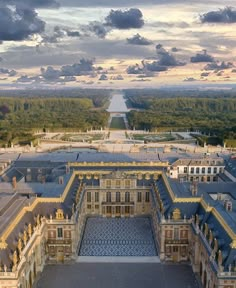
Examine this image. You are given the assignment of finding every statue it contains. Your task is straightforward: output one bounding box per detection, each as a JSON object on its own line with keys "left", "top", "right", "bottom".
{"left": 36, "top": 214, "right": 41, "bottom": 227}
{"left": 12, "top": 250, "right": 18, "bottom": 268}
{"left": 23, "top": 230, "right": 28, "bottom": 246}
{"left": 17, "top": 238, "right": 23, "bottom": 252}
{"left": 28, "top": 223, "right": 32, "bottom": 238}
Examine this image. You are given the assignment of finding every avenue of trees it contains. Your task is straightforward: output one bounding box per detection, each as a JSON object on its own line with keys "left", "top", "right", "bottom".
{"left": 0, "top": 96, "right": 109, "bottom": 146}
{"left": 126, "top": 92, "right": 236, "bottom": 146}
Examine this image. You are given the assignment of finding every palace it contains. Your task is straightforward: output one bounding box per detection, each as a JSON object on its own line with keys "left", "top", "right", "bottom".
{"left": 0, "top": 151, "right": 236, "bottom": 288}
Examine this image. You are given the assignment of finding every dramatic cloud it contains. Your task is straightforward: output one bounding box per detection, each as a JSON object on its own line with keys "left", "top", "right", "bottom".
{"left": 200, "top": 7, "right": 236, "bottom": 23}
{"left": 126, "top": 64, "right": 144, "bottom": 74}
{"left": 143, "top": 61, "right": 167, "bottom": 72}
{"left": 190, "top": 50, "right": 214, "bottom": 63}
{"left": 0, "top": 68, "right": 17, "bottom": 77}
{"left": 156, "top": 44, "right": 184, "bottom": 67}
{"left": 204, "top": 61, "right": 234, "bottom": 71}
{"left": 99, "top": 74, "right": 108, "bottom": 80}
{"left": 40, "top": 59, "right": 95, "bottom": 81}
{"left": 0, "top": 6, "right": 45, "bottom": 41}
{"left": 84, "top": 21, "right": 109, "bottom": 38}
{"left": 126, "top": 34, "right": 152, "bottom": 45}
{"left": 2, "top": 0, "right": 59, "bottom": 8}
{"left": 105, "top": 8, "right": 144, "bottom": 29}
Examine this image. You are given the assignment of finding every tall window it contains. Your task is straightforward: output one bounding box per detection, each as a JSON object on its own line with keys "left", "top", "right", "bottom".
{"left": 125, "top": 180, "right": 130, "bottom": 188}
{"left": 213, "top": 167, "right": 217, "bottom": 173}
{"left": 184, "top": 167, "right": 187, "bottom": 173}
{"left": 174, "top": 228, "right": 179, "bottom": 240}
{"left": 106, "top": 180, "right": 111, "bottom": 188}
{"left": 202, "top": 167, "right": 205, "bottom": 174}
{"left": 145, "top": 192, "right": 150, "bottom": 202}
{"left": 106, "top": 192, "right": 111, "bottom": 203}
{"left": 208, "top": 167, "right": 211, "bottom": 174}
{"left": 95, "top": 192, "right": 99, "bottom": 202}
{"left": 190, "top": 167, "right": 194, "bottom": 174}
{"left": 116, "top": 192, "right": 120, "bottom": 202}
{"left": 57, "top": 228, "right": 63, "bottom": 238}
{"left": 196, "top": 167, "right": 200, "bottom": 174}
{"left": 87, "top": 192, "right": 91, "bottom": 202}
{"left": 137, "top": 191, "right": 142, "bottom": 202}
{"left": 125, "top": 192, "right": 130, "bottom": 202}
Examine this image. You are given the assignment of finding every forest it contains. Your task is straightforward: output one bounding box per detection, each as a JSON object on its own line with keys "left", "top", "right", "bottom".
{"left": 126, "top": 91, "right": 236, "bottom": 147}
{"left": 0, "top": 96, "right": 109, "bottom": 146}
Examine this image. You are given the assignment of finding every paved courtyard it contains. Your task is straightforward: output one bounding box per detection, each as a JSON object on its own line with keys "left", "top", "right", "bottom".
{"left": 79, "top": 217, "right": 157, "bottom": 256}
{"left": 36, "top": 263, "right": 199, "bottom": 288}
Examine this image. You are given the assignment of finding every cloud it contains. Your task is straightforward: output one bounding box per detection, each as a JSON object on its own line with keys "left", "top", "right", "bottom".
{"left": 155, "top": 44, "right": 185, "bottom": 67}
{"left": 99, "top": 74, "right": 108, "bottom": 80}
{"left": 126, "top": 34, "right": 152, "bottom": 45}
{"left": 190, "top": 50, "right": 214, "bottom": 63}
{"left": 201, "top": 72, "right": 210, "bottom": 77}
{"left": 171, "top": 47, "right": 179, "bottom": 52}
{"left": 40, "top": 59, "right": 95, "bottom": 81}
{"left": 83, "top": 21, "right": 109, "bottom": 38}
{"left": 232, "top": 69, "right": 236, "bottom": 73}
{"left": 200, "top": 7, "right": 236, "bottom": 23}
{"left": 0, "top": 5, "right": 45, "bottom": 41}
{"left": 204, "top": 61, "right": 234, "bottom": 71}
{"left": 0, "top": 68, "right": 17, "bottom": 77}
{"left": 111, "top": 74, "right": 124, "bottom": 80}
{"left": 143, "top": 61, "right": 167, "bottom": 72}
{"left": 131, "top": 78, "right": 151, "bottom": 82}
{"left": 105, "top": 8, "right": 144, "bottom": 29}
{"left": 66, "top": 30, "right": 80, "bottom": 37}
{"left": 0, "top": 57, "right": 3, "bottom": 62}
{"left": 3, "top": 0, "right": 59, "bottom": 8}
{"left": 126, "top": 64, "right": 144, "bottom": 74}
{"left": 16, "top": 75, "right": 41, "bottom": 83}
{"left": 183, "top": 77, "right": 197, "bottom": 82}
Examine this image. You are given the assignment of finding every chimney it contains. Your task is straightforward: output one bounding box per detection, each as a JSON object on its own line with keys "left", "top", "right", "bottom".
{"left": 191, "top": 181, "right": 198, "bottom": 196}
{"left": 12, "top": 176, "right": 17, "bottom": 190}
{"left": 58, "top": 176, "right": 64, "bottom": 185}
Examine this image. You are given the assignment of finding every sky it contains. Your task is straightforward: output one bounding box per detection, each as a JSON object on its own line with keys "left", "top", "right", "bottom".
{"left": 0, "top": 0, "right": 236, "bottom": 88}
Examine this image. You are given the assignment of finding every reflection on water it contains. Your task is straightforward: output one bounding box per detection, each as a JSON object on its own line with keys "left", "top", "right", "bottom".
{"left": 107, "top": 91, "right": 129, "bottom": 113}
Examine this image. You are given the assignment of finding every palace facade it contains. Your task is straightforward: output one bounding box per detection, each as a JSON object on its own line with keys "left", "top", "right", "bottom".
{"left": 0, "top": 156, "right": 236, "bottom": 288}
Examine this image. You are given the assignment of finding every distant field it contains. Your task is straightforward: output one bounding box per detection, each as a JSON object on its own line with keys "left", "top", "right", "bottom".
{"left": 110, "top": 117, "right": 126, "bottom": 130}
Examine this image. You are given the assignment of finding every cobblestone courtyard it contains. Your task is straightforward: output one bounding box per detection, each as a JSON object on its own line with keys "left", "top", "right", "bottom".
{"left": 36, "top": 263, "right": 198, "bottom": 288}
{"left": 79, "top": 217, "right": 157, "bottom": 256}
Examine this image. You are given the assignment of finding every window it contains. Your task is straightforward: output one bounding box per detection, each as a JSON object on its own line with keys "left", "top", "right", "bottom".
{"left": 125, "top": 192, "right": 130, "bottom": 202}
{"left": 202, "top": 167, "right": 205, "bottom": 174}
{"left": 137, "top": 192, "right": 142, "bottom": 202}
{"left": 106, "top": 180, "right": 111, "bottom": 188}
{"left": 87, "top": 204, "right": 91, "bottom": 209}
{"left": 208, "top": 167, "right": 211, "bottom": 174}
{"left": 174, "top": 228, "right": 179, "bottom": 240}
{"left": 125, "top": 180, "right": 130, "bottom": 188}
{"left": 57, "top": 228, "right": 63, "bottom": 238}
{"left": 116, "top": 192, "right": 120, "bottom": 202}
{"left": 125, "top": 206, "right": 130, "bottom": 214}
{"left": 95, "top": 204, "right": 99, "bottom": 209}
{"left": 213, "top": 167, "right": 217, "bottom": 173}
{"left": 196, "top": 167, "right": 200, "bottom": 174}
{"left": 115, "top": 180, "right": 120, "bottom": 188}
{"left": 190, "top": 167, "right": 194, "bottom": 174}
{"left": 106, "top": 206, "right": 112, "bottom": 214}
{"left": 184, "top": 167, "right": 187, "bottom": 173}
{"left": 95, "top": 192, "right": 99, "bottom": 202}
{"left": 145, "top": 192, "right": 150, "bottom": 202}
{"left": 106, "top": 192, "right": 111, "bottom": 203}
{"left": 207, "top": 176, "right": 210, "bottom": 182}
{"left": 87, "top": 192, "right": 91, "bottom": 202}
{"left": 116, "top": 206, "right": 121, "bottom": 214}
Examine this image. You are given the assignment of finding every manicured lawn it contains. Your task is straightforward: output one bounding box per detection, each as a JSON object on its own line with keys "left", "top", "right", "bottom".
{"left": 110, "top": 117, "right": 126, "bottom": 130}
